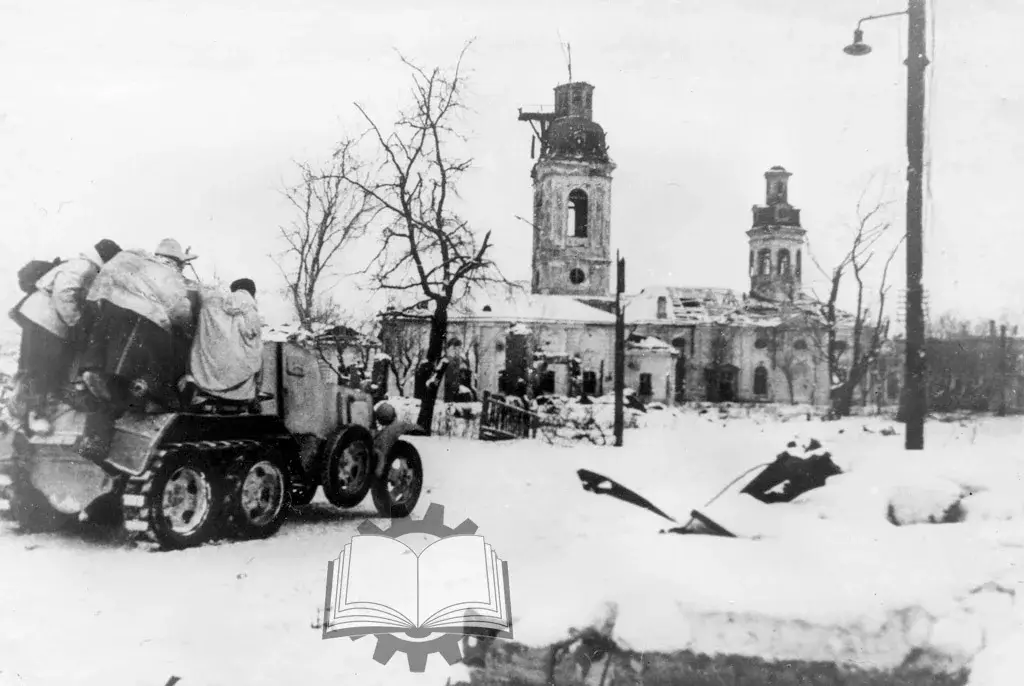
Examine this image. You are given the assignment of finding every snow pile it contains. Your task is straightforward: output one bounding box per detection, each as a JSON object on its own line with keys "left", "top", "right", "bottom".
{"left": 409, "top": 414, "right": 1024, "bottom": 679}
{"left": 969, "top": 628, "right": 1024, "bottom": 686}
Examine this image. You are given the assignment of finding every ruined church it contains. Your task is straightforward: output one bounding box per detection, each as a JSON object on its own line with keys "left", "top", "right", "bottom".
{"left": 380, "top": 78, "right": 867, "bottom": 406}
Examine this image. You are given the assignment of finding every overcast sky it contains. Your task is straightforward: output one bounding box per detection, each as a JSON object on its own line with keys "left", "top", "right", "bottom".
{"left": 2, "top": 0, "right": 1022, "bottom": 335}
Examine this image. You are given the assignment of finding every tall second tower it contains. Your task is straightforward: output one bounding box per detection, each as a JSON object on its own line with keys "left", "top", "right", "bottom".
{"left": 747, "top": 166, "right": 806, "bottom": 302}
{"left": 519, "top": 81, "right": 616, "bottom": 296}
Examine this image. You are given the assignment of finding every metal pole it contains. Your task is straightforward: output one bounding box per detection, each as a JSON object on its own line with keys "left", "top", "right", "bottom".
{"left": 614, "top": 253, "right": 625, "bottom": 447}
{"left": 904, "top": 0, "right": 929, "bottom": 450}
{"left": 999, "top": 324, "right": 1008, "bottom": 417}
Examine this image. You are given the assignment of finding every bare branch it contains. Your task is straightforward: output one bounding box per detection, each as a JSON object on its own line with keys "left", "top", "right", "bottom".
{"left": 814, "top": 177, "right": 900, "bottom": 416}
{"left": 272, "top": 145, "right": 378, "bottom": 330}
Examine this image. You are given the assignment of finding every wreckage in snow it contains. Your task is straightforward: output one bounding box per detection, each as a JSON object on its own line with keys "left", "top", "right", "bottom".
{"left": 577, "top": 438, "right": 843, "bottom": 538}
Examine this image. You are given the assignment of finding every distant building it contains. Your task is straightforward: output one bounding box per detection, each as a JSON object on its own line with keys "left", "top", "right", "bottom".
{"left": 380, "top": 77, "right": 870, "bottom": 406}
{"left": 877, "top": 326, "right": 1024, "bottom": 414}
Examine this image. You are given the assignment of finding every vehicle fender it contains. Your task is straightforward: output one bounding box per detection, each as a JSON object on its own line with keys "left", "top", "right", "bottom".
{"left": 372, "top": 421, "right": 428, "bottom": 478}
{"left": 322, "top": 424, "right": 374, "bottom": 464}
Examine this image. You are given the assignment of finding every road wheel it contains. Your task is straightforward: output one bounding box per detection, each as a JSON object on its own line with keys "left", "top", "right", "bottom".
{"left": 370, "top": 440, "right": 422, "bottom": 519}
{"left": 322, "top": 433, "right": 373, "bottom": 508}
{"left": 228, "top": 452, "right": 290, "bottom": 540}
{"left": 147, "top": 449, "right": 220, "bottom": 550}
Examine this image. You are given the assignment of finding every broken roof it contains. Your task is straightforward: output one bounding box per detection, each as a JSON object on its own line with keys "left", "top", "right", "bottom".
{"left": 378, "top": 281, "right": 859, "bottom": 332}
{"left": 626, "top": 285, "right": 743, "bottom": 324}
{"left": 624, "top": 284, "right": 857, "bottom": 329}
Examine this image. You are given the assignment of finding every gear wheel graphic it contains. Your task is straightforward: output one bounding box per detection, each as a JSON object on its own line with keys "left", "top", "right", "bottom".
{"left": 351, "top": 503, "right": 479, "bottom": 672}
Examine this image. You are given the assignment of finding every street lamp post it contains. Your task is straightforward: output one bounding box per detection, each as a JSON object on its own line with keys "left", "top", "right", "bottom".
{"left": 844, "top": 0, "right": 929, "bottom": 450}
{"left": 614, "top": 252, "right": 626, "bottom": 447}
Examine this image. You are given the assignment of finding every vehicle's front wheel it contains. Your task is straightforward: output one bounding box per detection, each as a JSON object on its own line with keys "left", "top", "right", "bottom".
{"left": 322, "top": 433, "right": 373, "bottom": 509}
{"left": 370, "top": 440, "right": 423, "bottom": 519}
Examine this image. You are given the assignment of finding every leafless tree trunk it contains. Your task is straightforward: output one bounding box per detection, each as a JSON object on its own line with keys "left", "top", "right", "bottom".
{"left": 809, "top": 182, "right": 905, "bottom": 417}
{"left": 331, "top": 42, "right": 510, "bottom": 432}
{"left": 273, "top": 142, "right": 378, "bottom": 330}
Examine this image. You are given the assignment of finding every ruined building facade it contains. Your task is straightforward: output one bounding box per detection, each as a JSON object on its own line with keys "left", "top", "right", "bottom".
{"left": 380, "top": 78, "right": 873, "bottom": 407}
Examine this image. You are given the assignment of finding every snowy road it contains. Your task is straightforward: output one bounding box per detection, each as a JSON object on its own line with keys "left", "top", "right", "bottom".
{"left": 2, "top": 408, "right": 1024, "bottom": 686}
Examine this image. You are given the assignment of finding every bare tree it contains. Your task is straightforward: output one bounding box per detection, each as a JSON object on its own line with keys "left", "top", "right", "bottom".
{"left": 331, "top": 42, "right": 510, "bottom": 432}
{"left": 808, "top": 183, "right": 905, "bottom": 417}
{"left": 274, "top": 142, "right": 378, "bottom": 330}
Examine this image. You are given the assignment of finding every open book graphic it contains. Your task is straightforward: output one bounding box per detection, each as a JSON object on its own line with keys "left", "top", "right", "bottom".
{"left": 322, "top": 534, "right": 513, "bottom": 640}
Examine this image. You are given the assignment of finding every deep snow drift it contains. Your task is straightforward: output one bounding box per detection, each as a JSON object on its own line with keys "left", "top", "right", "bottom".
{"left": 1, "top": 407, "right": 1023, "bottom": 686}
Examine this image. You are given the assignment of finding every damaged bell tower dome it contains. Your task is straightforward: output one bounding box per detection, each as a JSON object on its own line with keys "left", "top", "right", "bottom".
{"left": 545, "top": 82, "right": 611, "bottom": 162}
{"left": 518, "top": 80, "right": 616, "bottom": 297}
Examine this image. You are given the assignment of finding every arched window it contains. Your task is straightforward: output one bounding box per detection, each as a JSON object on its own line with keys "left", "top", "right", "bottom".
{"left": 757, "top": 249, "right": 771, "bottom": 275}
{"left": 753, "top": 365, "right": 769, "bottom": 396}
{"left": 656, "top": 296, "right": 668, "bottom": 319}
{"left": 796, "top": 250, "right": 802, "bottom": 278}
{"left": 567, "top": 189, "right": 589, "bottom": 238}
{"left": 749, "top": 250, "right": 754, "bottom": 276}
{"left": 777, "top": 249, "right": 791, "bottom": 275}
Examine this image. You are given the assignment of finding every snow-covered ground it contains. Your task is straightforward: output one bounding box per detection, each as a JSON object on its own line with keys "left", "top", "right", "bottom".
{"left": 1, "top": 408, "right": 1024, "bottom": 686}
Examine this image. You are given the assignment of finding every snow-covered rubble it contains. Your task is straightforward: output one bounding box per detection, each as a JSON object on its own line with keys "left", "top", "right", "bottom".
{"left": 410, "top": 412, "right": 1024, "bottom": 683}
{"left": 385, "top": 393, "right": 681, "bottom": 441}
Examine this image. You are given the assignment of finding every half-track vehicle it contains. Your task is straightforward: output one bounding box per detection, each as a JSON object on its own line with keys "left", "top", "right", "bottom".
{"left": 0, "top": 339, "right": 428, "bottom": 550}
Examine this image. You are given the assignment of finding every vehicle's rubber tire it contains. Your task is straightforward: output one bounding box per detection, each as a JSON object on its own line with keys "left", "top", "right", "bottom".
{"left": 322, "top": 433, "right": 373, "bottom": 509}
{"left": 0, "top": 461, "right": 77, "bottom": 533}
{"left": 146, "top": 449, "right": 221, "bottom": 550}
{"left": 227, "top": 451, "right": 290, "bottom": 540}
{"left": 370, "top": 440, "right": 423, "bottom": 519}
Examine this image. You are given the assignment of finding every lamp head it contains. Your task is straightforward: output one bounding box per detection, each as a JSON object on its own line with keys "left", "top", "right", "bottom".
{"left": 844, "top": 28, "right": 872, "bottom": 56}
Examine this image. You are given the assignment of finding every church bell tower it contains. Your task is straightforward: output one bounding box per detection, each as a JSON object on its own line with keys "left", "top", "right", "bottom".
{"left": 518, "top": 81, "right": 616, "bottom": 296}
{"left": 747, "top": 166, "right": 806, "bottom": 302}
